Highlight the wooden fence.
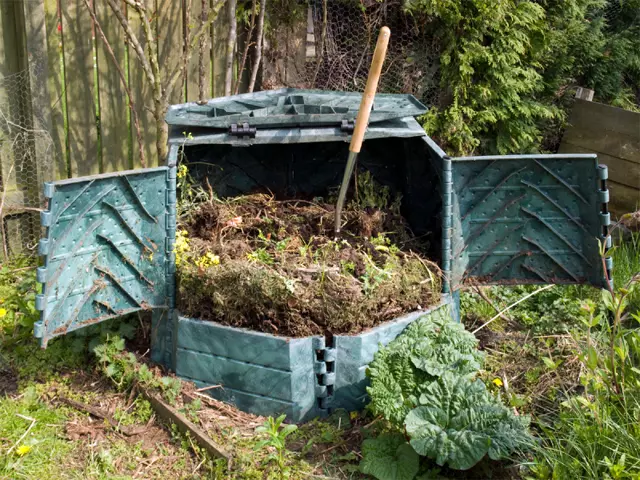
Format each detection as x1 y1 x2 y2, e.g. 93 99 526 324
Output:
560 99 640 215
1 0 233 183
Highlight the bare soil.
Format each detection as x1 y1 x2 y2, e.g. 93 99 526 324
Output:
176 194 441 337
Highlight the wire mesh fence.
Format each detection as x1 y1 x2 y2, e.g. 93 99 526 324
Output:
302 0 441 107
0 62 55 261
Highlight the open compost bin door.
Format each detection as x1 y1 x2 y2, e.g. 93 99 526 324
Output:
34 167 173 347
448 154 608 291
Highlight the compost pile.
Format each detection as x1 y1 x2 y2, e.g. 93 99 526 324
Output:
176 190 441 337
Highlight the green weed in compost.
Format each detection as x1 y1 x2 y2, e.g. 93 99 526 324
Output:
175 184 441 337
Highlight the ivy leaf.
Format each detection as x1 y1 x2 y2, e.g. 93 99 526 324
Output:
359 433 419 480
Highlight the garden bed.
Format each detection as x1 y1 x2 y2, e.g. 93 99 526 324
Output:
175 184 442 338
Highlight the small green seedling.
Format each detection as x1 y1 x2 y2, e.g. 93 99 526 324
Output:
255 414 297 479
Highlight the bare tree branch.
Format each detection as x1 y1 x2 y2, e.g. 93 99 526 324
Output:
127 0 162 98
165 0 226 101
248 0 265 93
234 0 257 95
105 0 155 86
82 0 147 167
198 0 209 102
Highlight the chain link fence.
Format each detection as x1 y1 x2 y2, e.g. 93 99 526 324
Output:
250 0 443 108
303 1 441 107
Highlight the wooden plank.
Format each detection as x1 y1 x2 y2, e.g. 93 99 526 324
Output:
95 0 129 173
211 6 227 97
0 1 23 195
608 180 640 216
61 0 100 176
157 0 184 106
569 99 640 138
559 144 640 189
563 127 640 164
43 0 70 179
129 0 158 168
141 389 231 465
23 0 56 185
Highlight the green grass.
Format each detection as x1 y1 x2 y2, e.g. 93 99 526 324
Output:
0 387 74 479
612 231 640 312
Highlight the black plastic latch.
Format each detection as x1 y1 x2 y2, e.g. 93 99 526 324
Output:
340 120 355 133
229 123 257 138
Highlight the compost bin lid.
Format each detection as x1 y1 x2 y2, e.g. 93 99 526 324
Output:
165 88 427 129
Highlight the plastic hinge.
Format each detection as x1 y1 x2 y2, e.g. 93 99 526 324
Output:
600 234 612 249
43 182 55 199
35 294 46 311
229 123 257 138
314 338 335 413
38 238 50 256
33 321 44 338
600 212 611 226
36 267 47 283
605 257 613 271
340 120 355 133
597 164 608 180
40 211 52 228
314 362 327 374
598 189 609 204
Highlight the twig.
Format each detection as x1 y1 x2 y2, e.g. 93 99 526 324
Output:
82 0 146 167
472 284 554 334
165 0 226 100
6 414 36 455
473 286 513 324
58 396 148 436
248 0 266 92
197 0 209 103
105 0 155 86
195 384 222 392
234 0 257 94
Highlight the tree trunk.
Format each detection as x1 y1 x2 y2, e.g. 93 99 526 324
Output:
248 0 266 93
224 0 237 96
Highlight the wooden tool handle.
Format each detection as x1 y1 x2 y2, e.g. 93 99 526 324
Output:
349 26 390 153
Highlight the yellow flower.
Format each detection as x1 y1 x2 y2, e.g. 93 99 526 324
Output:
16 445 32 456
492 378 503 387
0 308 7 318
196 252 220 269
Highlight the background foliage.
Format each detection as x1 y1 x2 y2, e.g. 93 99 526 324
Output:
404 0 640 155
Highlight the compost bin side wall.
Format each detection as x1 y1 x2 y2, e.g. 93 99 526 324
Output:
331 296 455 412
150 297 454 422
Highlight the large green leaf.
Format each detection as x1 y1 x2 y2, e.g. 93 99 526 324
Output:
360 433 420 480
404 373 533 470
367 309 484 424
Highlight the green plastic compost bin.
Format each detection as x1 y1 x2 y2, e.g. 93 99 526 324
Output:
34 89 612 422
